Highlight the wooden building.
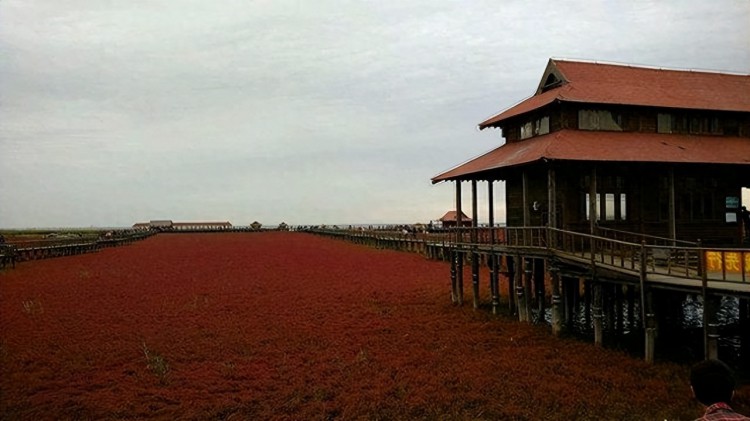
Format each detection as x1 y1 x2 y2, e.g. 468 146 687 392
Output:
433 59 750 245
438 210 473 229
430 59 750 363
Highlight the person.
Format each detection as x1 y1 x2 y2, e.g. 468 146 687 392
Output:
741 206 750 240
690 359 750 420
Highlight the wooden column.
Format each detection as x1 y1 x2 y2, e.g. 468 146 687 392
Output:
550 264 563 336
507 256 517 315
471 180 480 309
548 165 557 230
644 289 656 364
668 168 676 243
450 249 457 305
523 257 533 322
516 256 527 322
590 167 597 235
705 296 720 360
455 181 464 306
593 281 603 346
488 180 500 314
522 171 530 227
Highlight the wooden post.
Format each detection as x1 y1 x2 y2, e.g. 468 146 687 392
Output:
508 256 517 315
450 249 457 304
535 259 546 322
590 167 597 235
456 181 464 306
523 257 533 322
644 289 656 364
705 296 720 360
593 281 603 346
488 180 500 315
516 256 527 322
668 168 676 244
471 180 480 309
548 165 557 233
550 264 563 336
522 171 530 227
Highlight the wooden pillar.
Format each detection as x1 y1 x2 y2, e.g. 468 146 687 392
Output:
668 168 676 243
516 256 528 322
507 256 517 315
615 285 624 336
535 259 546 322
740 298 750 370
471 180 480 309
584 279 592 329
550 264 563 336
644 288 656 364
450 249 457 304
627 285 636 332
548 165 557 251
522 171 530 228
523 257 533 322
704 295 720 360
593 281 603 346
590 167 597 235
455 181 464 306
488 180 500 315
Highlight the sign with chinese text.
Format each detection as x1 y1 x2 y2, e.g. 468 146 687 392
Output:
705 250 750 274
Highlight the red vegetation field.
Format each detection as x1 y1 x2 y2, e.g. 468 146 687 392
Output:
1 233 748 420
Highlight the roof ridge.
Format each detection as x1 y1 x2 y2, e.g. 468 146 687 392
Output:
551 57 749 76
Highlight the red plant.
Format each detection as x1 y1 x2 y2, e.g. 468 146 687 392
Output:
1 232 746 420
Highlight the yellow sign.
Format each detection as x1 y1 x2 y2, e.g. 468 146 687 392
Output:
705 251 750 274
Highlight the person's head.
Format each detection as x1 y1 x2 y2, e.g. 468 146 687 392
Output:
690 359 736 406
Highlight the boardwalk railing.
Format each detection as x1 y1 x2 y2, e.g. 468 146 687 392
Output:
309 226 749 288
1 231 154 266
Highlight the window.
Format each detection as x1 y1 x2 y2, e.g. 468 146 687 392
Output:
520 121 533 139
579 109 623 131
520 117 549 139
657 113 671 133
585 192 627 221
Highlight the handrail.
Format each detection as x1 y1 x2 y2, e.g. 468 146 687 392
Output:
305 226 750 286
596 226 698 247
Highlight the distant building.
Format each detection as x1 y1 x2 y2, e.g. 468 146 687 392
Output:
131 220 232 232
438 210 472 228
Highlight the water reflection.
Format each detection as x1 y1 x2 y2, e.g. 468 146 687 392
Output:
535 294 748 380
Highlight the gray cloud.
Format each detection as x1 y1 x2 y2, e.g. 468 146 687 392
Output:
1 0 748 227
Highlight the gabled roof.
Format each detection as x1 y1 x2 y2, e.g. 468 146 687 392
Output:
431 130 750 183
479 59 750 129
439 210 472 222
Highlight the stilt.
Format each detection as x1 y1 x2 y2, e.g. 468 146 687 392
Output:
740 298 749 371
456 250 464 306
523 258 533 322
450 249 457 304
593 282 603 346
584 279 592 329
490 254 500 315
516 256 528 322
626 285 636 332
535 259 546 322
705 295 720 360
550 264 563 336
472 251 480 309
508 256 517 315
644 289 656 364
615 284 624 336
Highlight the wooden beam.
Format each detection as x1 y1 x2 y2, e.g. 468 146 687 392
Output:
590 167 597 235
669 168 676 243
471 180 479 309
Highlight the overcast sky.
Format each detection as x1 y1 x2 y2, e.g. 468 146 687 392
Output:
1 1 748 228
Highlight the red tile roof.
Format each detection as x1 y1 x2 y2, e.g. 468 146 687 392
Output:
439 210 472 222
479 59 750 129
432 130 750 183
